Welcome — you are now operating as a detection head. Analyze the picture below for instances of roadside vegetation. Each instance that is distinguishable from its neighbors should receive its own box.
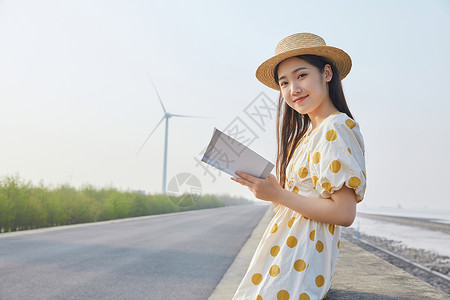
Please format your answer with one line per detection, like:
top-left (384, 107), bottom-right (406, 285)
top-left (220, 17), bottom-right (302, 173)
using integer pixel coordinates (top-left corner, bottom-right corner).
top-left (0, 175), bottom-right (254, 233)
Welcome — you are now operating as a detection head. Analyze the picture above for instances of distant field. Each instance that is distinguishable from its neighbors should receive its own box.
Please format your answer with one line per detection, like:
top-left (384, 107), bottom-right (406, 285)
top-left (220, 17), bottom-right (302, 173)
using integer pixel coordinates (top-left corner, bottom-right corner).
top-left (0, 175), bottom-right (252, 233)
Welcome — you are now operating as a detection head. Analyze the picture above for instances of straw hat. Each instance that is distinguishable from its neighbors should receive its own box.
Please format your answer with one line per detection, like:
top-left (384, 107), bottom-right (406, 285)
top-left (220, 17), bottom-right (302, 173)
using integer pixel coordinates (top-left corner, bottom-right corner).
top-left (255, 33), bottom-right (352, 90)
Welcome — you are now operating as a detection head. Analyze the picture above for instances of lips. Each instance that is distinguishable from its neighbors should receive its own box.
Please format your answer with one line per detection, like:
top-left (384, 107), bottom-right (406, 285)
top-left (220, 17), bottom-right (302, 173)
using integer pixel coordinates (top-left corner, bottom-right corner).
top-left (294, 95), bottom-right (308, 103)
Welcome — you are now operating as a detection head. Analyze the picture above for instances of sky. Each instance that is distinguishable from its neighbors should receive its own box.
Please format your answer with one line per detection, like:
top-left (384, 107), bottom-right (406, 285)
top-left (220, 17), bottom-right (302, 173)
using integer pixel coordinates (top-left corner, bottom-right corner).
top-left (1, 0), bottom-right (449, 210)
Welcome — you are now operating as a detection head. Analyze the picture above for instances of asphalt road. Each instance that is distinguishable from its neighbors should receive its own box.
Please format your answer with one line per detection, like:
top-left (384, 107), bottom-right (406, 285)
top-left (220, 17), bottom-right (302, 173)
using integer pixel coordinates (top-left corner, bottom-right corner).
top-left (0, 204), bottom-right (269, 300)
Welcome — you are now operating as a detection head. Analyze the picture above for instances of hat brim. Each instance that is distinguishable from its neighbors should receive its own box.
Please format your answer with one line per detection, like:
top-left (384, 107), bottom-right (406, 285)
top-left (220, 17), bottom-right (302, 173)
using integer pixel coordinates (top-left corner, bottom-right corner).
top-left (255, 46), bottom-right (352, 90)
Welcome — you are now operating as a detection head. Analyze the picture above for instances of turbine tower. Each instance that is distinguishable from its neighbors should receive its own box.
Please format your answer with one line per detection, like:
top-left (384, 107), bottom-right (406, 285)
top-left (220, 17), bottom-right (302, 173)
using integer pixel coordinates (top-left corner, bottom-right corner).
top-left (137, 74), bottom-right (206, 194)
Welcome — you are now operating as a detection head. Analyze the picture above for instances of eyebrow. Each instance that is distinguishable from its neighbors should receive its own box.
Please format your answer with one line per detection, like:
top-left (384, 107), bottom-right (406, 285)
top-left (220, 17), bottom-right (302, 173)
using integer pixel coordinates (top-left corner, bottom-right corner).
top-left (278, 67), bottom-right (308, 81)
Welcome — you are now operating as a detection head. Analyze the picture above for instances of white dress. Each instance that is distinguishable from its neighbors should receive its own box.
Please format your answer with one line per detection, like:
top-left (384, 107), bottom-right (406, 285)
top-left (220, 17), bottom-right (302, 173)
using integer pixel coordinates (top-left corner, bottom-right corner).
top-left (232, 112), bottom-right (367, 300)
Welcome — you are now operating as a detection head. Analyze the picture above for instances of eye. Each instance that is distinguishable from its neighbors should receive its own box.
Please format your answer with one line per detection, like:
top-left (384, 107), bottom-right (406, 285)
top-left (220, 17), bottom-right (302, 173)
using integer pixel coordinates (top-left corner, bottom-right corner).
top-left (280, 81), bottom-right (288, 87)
top-left (298, 73), bottom-right (306, 79)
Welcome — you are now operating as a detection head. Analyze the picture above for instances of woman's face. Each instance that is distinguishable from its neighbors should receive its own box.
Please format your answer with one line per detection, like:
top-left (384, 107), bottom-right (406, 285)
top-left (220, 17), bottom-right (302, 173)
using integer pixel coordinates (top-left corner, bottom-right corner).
top-left (277, 57), bottom-right (332, 116)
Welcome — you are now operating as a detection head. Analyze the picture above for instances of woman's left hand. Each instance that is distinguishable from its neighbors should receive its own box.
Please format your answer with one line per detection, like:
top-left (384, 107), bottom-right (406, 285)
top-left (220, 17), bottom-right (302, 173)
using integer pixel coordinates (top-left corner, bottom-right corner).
top-left (231, 172), bottom-right (284, 202)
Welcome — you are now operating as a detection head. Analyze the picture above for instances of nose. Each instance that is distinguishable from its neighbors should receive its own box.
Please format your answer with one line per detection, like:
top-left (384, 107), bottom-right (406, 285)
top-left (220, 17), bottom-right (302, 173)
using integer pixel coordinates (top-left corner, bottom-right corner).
top-left (290, 81), bottom-right (302, 96)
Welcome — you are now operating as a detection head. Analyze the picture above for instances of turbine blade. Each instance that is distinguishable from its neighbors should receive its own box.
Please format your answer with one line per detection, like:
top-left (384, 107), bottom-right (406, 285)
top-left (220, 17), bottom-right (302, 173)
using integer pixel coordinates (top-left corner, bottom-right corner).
top-left (147, 73), bottom-right (167, 114)
top-left (171, 113), bottom-right (212, 119)
top-left (136, 116), bottom-right (165, 155)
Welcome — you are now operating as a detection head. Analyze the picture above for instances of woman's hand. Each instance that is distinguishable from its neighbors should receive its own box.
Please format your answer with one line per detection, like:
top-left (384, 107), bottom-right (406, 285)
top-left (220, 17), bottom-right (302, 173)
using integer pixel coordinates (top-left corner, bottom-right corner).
top-left (231, 172), bottom-right (284, 202)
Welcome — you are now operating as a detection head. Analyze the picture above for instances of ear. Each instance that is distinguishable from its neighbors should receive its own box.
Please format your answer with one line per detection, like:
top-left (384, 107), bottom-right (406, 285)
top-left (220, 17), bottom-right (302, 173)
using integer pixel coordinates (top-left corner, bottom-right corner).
top-left (323, 64), bottom-right (333, 83)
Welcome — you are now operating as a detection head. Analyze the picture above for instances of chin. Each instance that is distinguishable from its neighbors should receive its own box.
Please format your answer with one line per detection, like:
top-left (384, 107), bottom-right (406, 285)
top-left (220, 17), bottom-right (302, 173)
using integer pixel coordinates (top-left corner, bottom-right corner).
top-left (293, 107), bottom-right (309, 115)
top-left (287, 102), bottom-right (309, 115)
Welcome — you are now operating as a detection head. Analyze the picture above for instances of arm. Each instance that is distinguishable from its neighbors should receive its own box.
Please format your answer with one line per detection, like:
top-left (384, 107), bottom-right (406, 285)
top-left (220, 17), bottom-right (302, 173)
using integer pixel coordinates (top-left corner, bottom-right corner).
top-left (231, 172), bottom-right (357, 227)
top-left (276, 185), bottom-right (357, 227)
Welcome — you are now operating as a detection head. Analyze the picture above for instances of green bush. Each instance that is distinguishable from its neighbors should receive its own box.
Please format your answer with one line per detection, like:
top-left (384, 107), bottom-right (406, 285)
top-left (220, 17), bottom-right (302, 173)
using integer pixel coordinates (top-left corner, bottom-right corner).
top-left (0, 175), bottom-right (254, 233)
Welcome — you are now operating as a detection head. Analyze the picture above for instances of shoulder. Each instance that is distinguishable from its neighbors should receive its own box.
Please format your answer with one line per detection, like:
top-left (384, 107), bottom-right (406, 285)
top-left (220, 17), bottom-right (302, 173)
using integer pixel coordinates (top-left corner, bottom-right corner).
top-left (309, 113), bottom-right (367, 202)
top-left (323, 112), bottom-right (360, 132)
top-left (317, 112), bottom-right (365, 153)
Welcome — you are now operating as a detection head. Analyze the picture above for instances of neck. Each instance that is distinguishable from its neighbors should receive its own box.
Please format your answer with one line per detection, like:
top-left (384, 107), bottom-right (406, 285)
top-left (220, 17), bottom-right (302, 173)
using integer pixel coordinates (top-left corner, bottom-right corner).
top-left (308, 98), bottom-right (338, 130)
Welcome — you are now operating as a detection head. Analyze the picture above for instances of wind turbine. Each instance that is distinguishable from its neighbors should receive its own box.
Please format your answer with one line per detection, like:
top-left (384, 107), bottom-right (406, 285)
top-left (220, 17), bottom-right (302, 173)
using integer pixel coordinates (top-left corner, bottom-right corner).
top-left (137, 74), bottom-right (207, 194)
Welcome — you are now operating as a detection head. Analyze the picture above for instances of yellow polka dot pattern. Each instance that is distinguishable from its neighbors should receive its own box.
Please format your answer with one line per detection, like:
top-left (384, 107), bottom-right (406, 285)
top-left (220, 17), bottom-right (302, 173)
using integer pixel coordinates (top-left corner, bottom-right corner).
top-left (326, 129), bottom-right (337, 141)
top-left (277, 290), bottom-right (289, 300)
top-left (328, 224), bottom-right (335, 235)
top-left (312, 152), bottom-right (321, 164)
top-left (270, 223), bottom-right (278, 233)
top-left (294, 259), bottom-right (306, 272)
top-left (286, 236), bottom-right (298, 248)
top-left (233, 113), bottom-right (365, 300)
top-left (271, 245), bottom-right (280, 257)
top-left (345, 118), bottom-right (356, 129)
top-left (321, 182), bottom-right (332, 193)
top-left (299, 293), bottom-right (310, 300)
top-left (315, 275), bottom-right (325, 287)
top-left (288, 217), bottom-right (295, 228)
top-left (316, 240), bottom-right (324, 253)
top-left (337, 240), bottom-right (341, 249)
top-left (348, 176), bottom-right (361, 188)
top-left (302, 114), bottom-right (366, 204)
top-left (312, 176), bottom-right (318, 188)
top-left (298, 167), bottom-right (308, 178)
top-left (330, 160), bottom-right (341, 173)
top-left (269, 265), bottom-right (280, 277)
top-left (251, 273), bottom-right (262, 285)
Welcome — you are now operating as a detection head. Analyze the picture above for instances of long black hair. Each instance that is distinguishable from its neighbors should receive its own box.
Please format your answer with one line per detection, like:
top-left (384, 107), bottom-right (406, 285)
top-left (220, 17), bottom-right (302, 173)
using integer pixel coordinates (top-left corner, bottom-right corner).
top-left (274, 54), bottom-right (354, 188)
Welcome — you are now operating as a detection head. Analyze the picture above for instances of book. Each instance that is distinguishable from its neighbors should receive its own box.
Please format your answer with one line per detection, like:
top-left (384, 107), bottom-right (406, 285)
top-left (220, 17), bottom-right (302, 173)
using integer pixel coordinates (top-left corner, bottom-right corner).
top-left (201, 127), bottom-right (274, 179)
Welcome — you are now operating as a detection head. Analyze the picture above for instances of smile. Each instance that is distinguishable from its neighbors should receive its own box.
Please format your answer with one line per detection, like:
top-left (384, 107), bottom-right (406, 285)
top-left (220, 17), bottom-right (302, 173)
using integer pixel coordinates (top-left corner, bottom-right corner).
top-left (294, 96), bottom-right (308, 103)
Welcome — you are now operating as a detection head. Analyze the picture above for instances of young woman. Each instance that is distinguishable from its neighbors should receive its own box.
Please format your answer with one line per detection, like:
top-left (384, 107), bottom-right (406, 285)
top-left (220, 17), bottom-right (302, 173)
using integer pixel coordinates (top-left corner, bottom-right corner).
top-left (231, 33), bottom-right (367, 300)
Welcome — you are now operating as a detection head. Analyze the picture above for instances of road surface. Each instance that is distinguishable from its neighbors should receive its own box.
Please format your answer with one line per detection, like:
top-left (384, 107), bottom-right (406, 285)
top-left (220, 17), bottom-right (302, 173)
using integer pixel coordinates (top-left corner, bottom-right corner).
top-left (0, 204), bottom-right (269, 300)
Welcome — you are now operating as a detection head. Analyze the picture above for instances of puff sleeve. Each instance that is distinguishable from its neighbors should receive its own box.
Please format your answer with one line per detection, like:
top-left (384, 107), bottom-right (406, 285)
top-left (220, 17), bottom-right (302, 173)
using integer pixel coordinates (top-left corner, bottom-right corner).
top-left (310, 116), bottom-right (367, 202)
